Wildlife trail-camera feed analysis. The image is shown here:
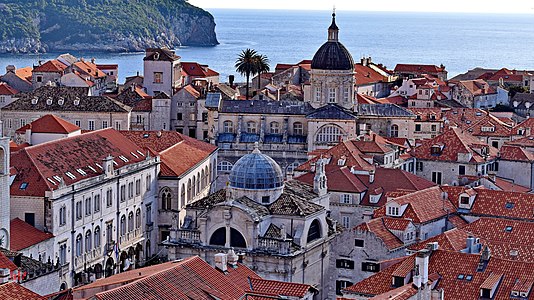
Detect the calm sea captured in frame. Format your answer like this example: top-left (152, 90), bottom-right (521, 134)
top-left (1, 9), bottom-right (534, 82)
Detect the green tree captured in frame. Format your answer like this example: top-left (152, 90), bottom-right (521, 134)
top-left (235, 48), bottom-right (258, 100)
top-left (254, 54), bottom-right (270, 90)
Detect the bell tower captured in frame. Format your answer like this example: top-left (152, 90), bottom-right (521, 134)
top-left (0, 122), bottom-right (10, 250)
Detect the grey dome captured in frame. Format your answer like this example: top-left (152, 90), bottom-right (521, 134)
top-left (229, 147), bottom-right (284, 190)
top-left (311, 42), bottom-right (354, 71)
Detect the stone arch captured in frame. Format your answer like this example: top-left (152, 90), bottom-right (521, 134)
top-left (135, 243), bottom-right (143, 268)
top-left (180, 183), bottom-right (186, 208)
top-left (94, 263), bottom-right (103, 279)
top-left (105, 257), bottom-right (114, 277)
top-left (192, 175), bottom-right (197, 197)
top-left (160, 187), bottom-right (172, 210)
top-left (196, 173), bottom-right (201, 194)
top-left (204, 165), bottom-right (209, 188)
top-left (208, 227), bottom-right (247, 248)
top-left (201, 169), bottom-right (205, 189)
top-left (307, 219), bottom-right (322, 243)
top-left (315, 124), bottom-right (346, 144)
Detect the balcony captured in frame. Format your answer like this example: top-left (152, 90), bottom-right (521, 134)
top-left (256, 237), bottom-right (294, 255)
top-left (119, 228), bottom-right (143, 248)
top-left (174, 229), bottom-right (201, 244)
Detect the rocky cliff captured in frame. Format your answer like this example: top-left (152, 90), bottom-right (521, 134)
top-left (0, 0), bottom-right (218, 53)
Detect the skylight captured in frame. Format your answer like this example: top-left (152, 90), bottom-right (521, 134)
top-left (95, 163), bottom-right (103, 170)
top-left (505, 226), bottom-right (513, 233)
top-left (47, 178), bottom-right (56, 185)
top-left (53, 175), bottom-right (62, 182)
top-left (65, 172), bottom-right (76, 180)
top-left (112, 160), bottom-right (118, 166)
top-left (457, 274), bottom-right (465, 280)
top-left (136, 150), bottom-right (145, 156)
top-left (465, 275), bottom-right (473, 281)
top-left (119, 155), bottom-right (129, 162)
top-left (20, 182), bottom-right (28, 190)
top-left (130, 152), bottom-right (139, 159)
top-left (505, 202), bottom-right (514, 209)
top-left (88, 166), bottom-right (97, 173)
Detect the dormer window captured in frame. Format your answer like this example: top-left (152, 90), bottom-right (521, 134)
top-left (74, 97), bottom-right (80, 105)
top-left (387, 206), bottom-right (400, 216)
top-left (460, 196), bottom-right (469, 205)
top-left (31, 97), bottom-right (38, 105)
top-left (431, 144), bottom-right (443, 155)
top-left (58, 97), bottom-right (64, 105)
top-left (481, 146), bottom-right (489, 156)
top-left (46, 97), bottom-right (53, 105)
top-left (481, 126), bottom-right (495, 132)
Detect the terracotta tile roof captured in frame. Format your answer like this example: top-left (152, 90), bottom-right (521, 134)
top-left (491, 177), bottom-right (531, 193)
top-left (506, 135), bottom-right (534, 148)
top-left (0, 282), bottom-right (44, 300)
top-left (412, 127), bottom-right (498, 163)
top-left (2, 86), bottom-right (131, 113)
top-left (464, 115), bottom-right (512, 138)
top-left (408, 227), bottom-right (469, 252)
top-left (143, 48), bottom-right (181, 62)
top-left (33, 59), bottom-right (68, 72)
top-left (114, 86), bottom-right (152, 112)
top-left (15, 114), bottom-right (80, 135)
top-left (181, 62), bottom-right (219, 77)
top-left (459, 79), bottom-right (496, 96)
top-left (448, 214), bottom-right (469, 228)
top-left (394, 64), bottom-right (446, 74)
top-left (369, 284), bottom-right (417, 300)
top-left (0, 251), bottom-right (17, 271)
top-left (499, 145), bottom-right (534, 162)
top-left (14, 66), bottom-right (32, 82)
top-left (183, 84), bottom-right (201, 98)
top-left (354, 64), bottom-right (387, 85)
top-left (120, 130), bottom-right (217, 178)
top-left (96, 64), bottom-right (118, 70)
top-left (10, 218), bottom-right (53, 251)
top-left (376, 96), bottom-right (407, 106)
top-left (463, 218), bottom-right (534, 251)
top-left (354, 218), bottom-right (404, 250)
top-left (382, 217), bottom-right (412, 231)
top-left (374, 186), bottom-right (456, 224)
top-left (356, 93), bottom-right (379, 104)
top-left (268, 181), bottom-right (323, 216)
top-left (443, 186), bottom-right (534, 221)
top-left (512, 118), bottom-right (534, 136)
top-left (296, 140), bottom-right (374, 172)
top-left (295, 165), bottom-right (368, 193)
top-left (344, 250), bottom-right (534, 299)
top-left (10, 128), bottom-right (147, 197)
top-left (0, 82), bottom-right (18, 95)
top-left (249, 278), bottom-right (313, 297)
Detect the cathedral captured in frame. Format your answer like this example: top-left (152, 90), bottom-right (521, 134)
top-left (165, 144), bottom-right (339, 298)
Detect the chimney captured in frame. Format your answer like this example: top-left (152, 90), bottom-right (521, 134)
top-left (227, 248), bottom-right (239, 268)
top-left (0, 269), bottom-right (10, 284)
top-left (25, 124), bottom-right (32, 145)
top-left (280, 224), bottom-right (287, 240)
top-left (413, 249), bottom-right (430, 288)
top-left (103, 155), bottom-right (114, 178)
top-left (91, 57), bottom-right (95, 64)
top-left (466, 236), bottom-right (475, 253)
top-left (214, 253), bottom-right (228, 272)
top-left (6, 65), bottom-right (15, 73)
top-left (229, 75), bottom-right (235, 87)
top-left (369, 169), bottom-right (375, 184)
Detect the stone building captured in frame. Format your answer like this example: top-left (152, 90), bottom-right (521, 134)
top-left (1, 86), bottom-right (132, 137)
top-left (143, 48), bottom-right (181, 96)
top-left (165, 147), bottom-right (338, 298)
top-left (9, 128), bottom-right (159, 289)
top-left (1, 66), bottom-right (32, 92)
top-left (0, 82), bottom-right (18, 109)
top-left (0, 128), bottom-right (10, 250)
top-left (31, 60), bottom-right (68, 89)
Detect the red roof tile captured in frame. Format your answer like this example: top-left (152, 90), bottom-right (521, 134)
top-left (249, 278), bottom-right (313, 297)
top-left (33, 60), bottom-right (68, 73)
top-left (408, 227), bottom-right (469, 252)
top-left (14, 66), bottom-right (32, 82)
top-left (181, 62), bottom-right (219, 77)
top-left (0, 82), bottom-right (18, 95)
top-left (0, 251), bottom-right (17, 271)
top-left (499, 145), bottom-right (534, 162)
top-left (10, 218), bottom-right (53, 251)
top-left (0, 282), bottom-right (44, 300)
top-left (296, 165), bottom-right (367, 193)
top-left (72, 60), bottom-right (106, 78)
top-left (296, 140), bottom-right (374, 172)
top-left (354, 64), bottom-right (387, 85)
top-left (394, 64), bottom-right (446, 74)
top-left (15, 114), bottom-right (80, 135)
top-left (10, 128), bottom-right (147, 197)
top-left (354, 218), bottom-right (404, 250)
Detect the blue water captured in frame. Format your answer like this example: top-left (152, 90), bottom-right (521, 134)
top-left (1, 9), bottom-right (534, 82)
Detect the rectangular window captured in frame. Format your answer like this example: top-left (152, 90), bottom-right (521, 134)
top-left (492, 141), bottom-right (499, 148)
top-left (342, 216), bottom-right (350, 228)
top-left (102, 120), bottom-right (108, 128)
top-left (343, 87), bottom-right (350, 102)
top-left (341, 194), bottom-right (352, 204)
top-left (336, 259), bottom-right (355, 269)
top-left (355, 239), bottom-right (364, 247)
top-left (85, 197), bottom-right (92, 216)
top-left (177, 113), bottom-right (183, 120)
top-left (115, 121), bottom-right (121, 130)
top-left (431, 124), bottom-right (437, 132)
top-left (59, 244), bottom-right (67, 265)
top-left (120, 185), bottom-right (126, 202)
top-left (459, 165), bottom-right (466, 175)
top-left (135, 179), bottom-right (141, 196)
top-left (76, 201), bottom-right (82, 220)
top-left (154, 72), bottom-right (163, 84)
top-left (94, 194), bottom-right (101, 212)
top-left (59, 206), bottom-right (66, 226)
top-left (362, 262), bottom-right (380, 273)
top-left (146, 175), bottom-right (152, 191)
top-left (431, 171), bottom-right (442, 184)
top-left (415, 124), bottom-right (422, 132)
top-left (24, 213), bottom-right (35, 227)
top-left (315, 87), bottom-right (322, 101)
top-left (36, 76), bottom-right (43, 83)
top-left (460, 196), bottom-right (470, 205)
top-left (336, 280), bottom-right (353, 296)
top-left (202, 113), bottom-right (208, 123)
top-left (328, 88), bottom-right (336, 103)
top-left (128, 182), bottom-right (134, 199)
top-left (416, 161), bottom-right (423, 172)
top-left (146, 204), bottom-right (152, 224)
top-left (88, 120), bottom-right (95, 131)
top-left (293, 122), bottom-right (303, 135)
top-left (75, 120), bottom-right (81, 127)
top-left (189, 128), bottom-right (196, 138)
top-left (106, 188), bottom-right (113, 207)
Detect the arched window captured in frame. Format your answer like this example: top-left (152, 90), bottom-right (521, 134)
top-left (217, 161), bottom-right (233, 172)
top-left (192, 175), bottom-right (197, 197)
top-left (390, 124), bottom-right (399, 138)
top-left (293, 122), bottom-right (304, 135)
top-left (94, 226), bottom-right (101, 248)
top-left (270, 121), bottom-right (280, 134)
top-left (316, 125), bottom-right (344, 144)
top-left (201, 169), bottom-right (206, 189)
top-left (286, 162), bottom-right (300, 174)
top-left (180, 184), bottom-right (186, 208)
top-left (135, 209), bottom-right (141, 229)
top-left (307, 219), bottom-right (322, 243)
top-left (161, 189), bottom-right (172, 210)
top-left (246, 121), bottom-right (257, 133)
top-left (223, 121), bottom-right (234, 133)
top-left (128, 212), bottom-right (134, 232)
top-left (76, 234), bottom-right (83, 257)
top-left (204, 166), bottom-right (209, 187)
top-left (120, 215), bottom-right (126, 236)
top-left (209, 227), bottom-right (247, 248)
top-left (187, 179), bottom-right (192, 202)
top-left (209, 227), bottom-right (226, 246)
top-left (85, 230), bottom-right (92, 252)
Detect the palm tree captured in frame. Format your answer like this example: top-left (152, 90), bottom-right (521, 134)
top-left (235, 48), bottom-right (258, 100)
top-left (254, 54), bottom-right (270, 91)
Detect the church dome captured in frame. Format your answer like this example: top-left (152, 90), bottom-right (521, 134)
top-left (311, 12), bottom-right (354, 71)
top-left (229, 146), bottom-right (284, 190)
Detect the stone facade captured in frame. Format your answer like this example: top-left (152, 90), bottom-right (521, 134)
top-left (0, 133), bottom-right (9, 250)
top-left (143, 48), bottom-right (181, 96)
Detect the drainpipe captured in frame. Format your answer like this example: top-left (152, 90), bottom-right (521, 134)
top-left (70, 185), bottom-right (75, 286)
